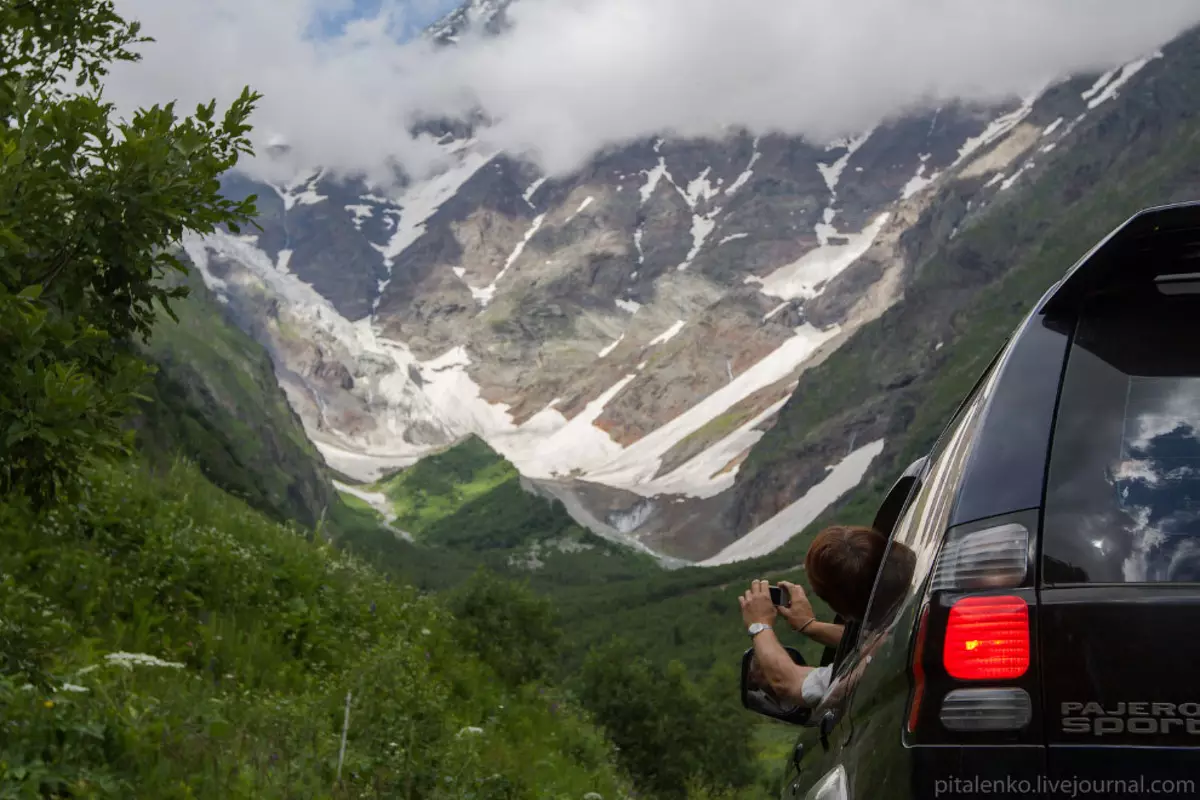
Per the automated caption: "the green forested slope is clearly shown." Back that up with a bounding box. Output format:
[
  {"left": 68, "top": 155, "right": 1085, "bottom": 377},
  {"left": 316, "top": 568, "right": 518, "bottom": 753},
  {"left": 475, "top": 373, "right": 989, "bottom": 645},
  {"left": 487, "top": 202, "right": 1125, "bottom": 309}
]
[
  {"left": 358, "top": 436, "right": 660, "bottom": 591},
  {"left": 136, "top": 266, "right": 336, "bottom": 529}
]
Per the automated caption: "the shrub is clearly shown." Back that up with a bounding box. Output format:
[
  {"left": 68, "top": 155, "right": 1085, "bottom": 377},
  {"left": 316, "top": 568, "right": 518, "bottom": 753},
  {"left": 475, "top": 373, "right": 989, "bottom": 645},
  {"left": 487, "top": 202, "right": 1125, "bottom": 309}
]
[{"left": 0, "top": 0, "right": 258, "bottom": 506}]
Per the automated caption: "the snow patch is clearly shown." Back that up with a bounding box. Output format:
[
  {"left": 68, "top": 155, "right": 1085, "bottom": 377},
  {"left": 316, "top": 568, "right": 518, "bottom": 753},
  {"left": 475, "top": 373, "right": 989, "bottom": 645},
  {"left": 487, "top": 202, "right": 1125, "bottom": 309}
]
[
  {"left": 679, "top": 212, "right": 718, "bottom": 270},
  {"left": 633, "top": 226, "right": 645, "bottom": 264},
  {"left": 984, "top": 172, "right": 1006, "bottom": 188},
  {"left": 344, "top": 204, "right": 374, "bottom": 230},
  {"left": 371, "top": 146, "right": 493, "bottom": 290},
  {"left": 1000, "top": 161, "right": 1035, "bottom": 191},
  {"left": 719, "top": 233, "right": 749, "bottom": 246},
  {"left": 598, "top": 334, "right": 624, "bottom": 358},
  {"left": 763, "top": 301, "right": 790, "bottom": 322},
  {"left": 644, "top": 398, "right": 789, "bottom": 499},
  {"left": 616, "top": 298, "right": 642, "bottom": 314},
  {"left": 567, "top": 196, "right": 594, "bottom": 221},
  {"left": 475, "top": 213, "right": 546, "bottom": 306},
  {"left": 699, "top": 439, "right": 886, "bottom": 566},
  {"left": 276, "top": 249, "right": 293, "bottom": 273},
  {"left": 584, "top": 324, "right": 840, "bottom": 495},
  {"left": 271, "top": 170, "right": 327, "bottom": 211},
  {"left": 523, "top": 176, "right": 547, "bottom": 206},
  {"left": 1086, "top": 54, "right": 1160, "bottom": 110},
  {"left": 648, "top": 320, "right": 686, "bottom": 347},
  {"left": 639, "top": 157, "right": 670, "bottom": 204},
  {"left": 684, "top": 168, "right": 719, "bottom": 208},
  {"left": 954, "top": 89, "right": 1042, "bottom": 167},
  {"left": 747, "top": 214, "right": 889, "bottom": 301},
  {"left": 900, "top": 164, "right": 940, "bottom": 200},
  {"left": 1042, "top": 117, "right": 1065, "bottom": 137},
  {"left": 817, "top": 129, "right": 874, "bottom": 193},
  {"left": 1081, "top": 68, "right": 1120, "bottom": 102},
  {"left": 492, "top": 374, "right": 637, "bottom": 479},
  {"left": 725, "top": 139, "right": 761, "bottom": 196}
]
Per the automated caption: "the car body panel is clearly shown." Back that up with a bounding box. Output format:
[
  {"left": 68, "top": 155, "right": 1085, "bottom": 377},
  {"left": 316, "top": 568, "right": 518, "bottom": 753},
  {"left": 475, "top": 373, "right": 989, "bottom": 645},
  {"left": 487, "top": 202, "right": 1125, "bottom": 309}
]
[
  {"left": 766, "top": 204, "right": 1200, "bottom": 799},
  {"left": 947, "top": 316, "right": 1070, "bottom": 531}
]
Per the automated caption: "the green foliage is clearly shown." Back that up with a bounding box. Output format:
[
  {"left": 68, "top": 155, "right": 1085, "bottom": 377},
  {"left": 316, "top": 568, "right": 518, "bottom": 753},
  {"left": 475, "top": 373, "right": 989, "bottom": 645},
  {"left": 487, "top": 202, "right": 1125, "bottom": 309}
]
[
  {"left": 422, "top": 478, "right": 578, "bottom": 551},
  {"left": 578, "top": 639, "right": 757, "bottom": 799},
  {"left": 448, "top": 569, "right": 562, "bottom": 688},
  {"left": 0, "top": 0, "right": 259, "bottom": 506},
  {"left": 350, "top": 437, "right": 658, "bottom": 593},
  {"left": 379, "top": 435, "right": 516, "bottom": 534},
  {"left": 136, "top": 267, "right": 335, "bottom": 528},
  {"left": 0, "top": 459, "right": 631, "bottom": 798}
]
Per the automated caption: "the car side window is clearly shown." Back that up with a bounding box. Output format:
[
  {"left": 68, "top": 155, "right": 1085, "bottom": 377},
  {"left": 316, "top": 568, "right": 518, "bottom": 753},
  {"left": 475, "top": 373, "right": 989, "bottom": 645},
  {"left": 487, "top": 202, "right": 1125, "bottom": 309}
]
[
  {"left": 861, "top": 355, "right": 1006, "bottom": 635},
  {"left": 823, "top": 474, "right": 921, "bottom": 672}
]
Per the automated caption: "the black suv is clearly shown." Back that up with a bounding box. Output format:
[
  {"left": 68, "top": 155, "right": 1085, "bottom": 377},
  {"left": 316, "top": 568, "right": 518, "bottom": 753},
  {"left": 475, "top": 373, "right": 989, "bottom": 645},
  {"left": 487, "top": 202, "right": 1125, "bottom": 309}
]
[{"left": 740, "top": 203, "right": 1200, "bottom": 799}]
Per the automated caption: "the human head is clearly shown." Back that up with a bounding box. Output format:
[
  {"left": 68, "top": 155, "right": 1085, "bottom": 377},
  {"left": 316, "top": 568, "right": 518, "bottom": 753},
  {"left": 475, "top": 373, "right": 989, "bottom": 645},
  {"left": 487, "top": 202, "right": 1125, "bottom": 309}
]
[{"left": 804, "top": 525, "right": 888, "bottom": 621}]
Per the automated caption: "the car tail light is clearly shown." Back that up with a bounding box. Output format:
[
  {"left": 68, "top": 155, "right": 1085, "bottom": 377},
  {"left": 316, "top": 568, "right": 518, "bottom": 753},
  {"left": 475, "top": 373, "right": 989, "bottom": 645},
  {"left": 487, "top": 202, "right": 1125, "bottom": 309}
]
[
  {"left": 906, "top": 603, "right": 931, "bottom": 733},
  {"left": 940, "top": 688, "right": 1032, "bottom": 731},
  {"left": 943, "top": 596, "right": 1029, "bottom": 680},
  {"left": 931, "top": 523, "right": 1028, "bottom": 592}
]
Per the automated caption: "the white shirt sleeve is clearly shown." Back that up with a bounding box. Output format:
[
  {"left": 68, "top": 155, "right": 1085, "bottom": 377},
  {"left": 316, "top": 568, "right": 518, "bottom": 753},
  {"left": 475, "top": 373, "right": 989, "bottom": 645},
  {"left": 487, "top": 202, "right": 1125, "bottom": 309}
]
[{"left": 801, "top": 664, "right": 833, "bottom": 707}]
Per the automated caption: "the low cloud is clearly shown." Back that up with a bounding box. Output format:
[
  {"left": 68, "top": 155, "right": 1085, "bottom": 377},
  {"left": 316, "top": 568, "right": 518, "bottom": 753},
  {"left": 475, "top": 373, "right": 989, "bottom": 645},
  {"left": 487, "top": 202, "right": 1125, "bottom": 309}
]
[{"left": 107, "top": 0, "right": 1200, "bottom": 181}]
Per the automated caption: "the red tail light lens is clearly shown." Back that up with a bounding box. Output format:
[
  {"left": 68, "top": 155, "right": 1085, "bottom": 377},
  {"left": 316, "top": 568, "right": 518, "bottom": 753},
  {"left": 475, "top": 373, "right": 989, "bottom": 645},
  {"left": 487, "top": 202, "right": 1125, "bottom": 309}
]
[
  {"left": 907, "top": 603, "right": 931, "bottom": 733},
  {"left": 943, "top": 596, "right": 1029, "bottom": 680}
]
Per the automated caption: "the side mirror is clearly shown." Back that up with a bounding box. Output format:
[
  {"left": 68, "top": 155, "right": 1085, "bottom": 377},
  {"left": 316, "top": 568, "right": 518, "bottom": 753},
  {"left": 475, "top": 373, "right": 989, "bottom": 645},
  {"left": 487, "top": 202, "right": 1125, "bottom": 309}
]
[{"left": 740, "top": 646, "right": 813, "bottom": 725}]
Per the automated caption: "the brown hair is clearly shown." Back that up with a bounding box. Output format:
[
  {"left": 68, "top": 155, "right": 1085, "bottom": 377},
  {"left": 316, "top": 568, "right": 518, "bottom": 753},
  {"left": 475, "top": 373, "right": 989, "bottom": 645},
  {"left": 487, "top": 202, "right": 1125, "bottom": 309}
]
[{"left": 805, "top": 525, "right": 888, "bottom": 621}]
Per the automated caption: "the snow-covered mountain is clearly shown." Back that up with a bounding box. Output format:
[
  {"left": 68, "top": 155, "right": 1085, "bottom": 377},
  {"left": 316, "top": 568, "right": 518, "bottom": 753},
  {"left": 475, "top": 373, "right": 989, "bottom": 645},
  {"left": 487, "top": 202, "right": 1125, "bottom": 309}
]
[{"left": 185, "top": 0, "right": 1181, "bottom": 561}]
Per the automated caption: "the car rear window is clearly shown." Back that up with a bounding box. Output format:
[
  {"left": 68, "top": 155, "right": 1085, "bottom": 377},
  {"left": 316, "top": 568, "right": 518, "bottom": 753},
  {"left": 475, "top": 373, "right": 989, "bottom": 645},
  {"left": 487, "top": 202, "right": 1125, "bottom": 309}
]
[{"left": 1043, "top": 289, "right": 1200, "bottom": 584}]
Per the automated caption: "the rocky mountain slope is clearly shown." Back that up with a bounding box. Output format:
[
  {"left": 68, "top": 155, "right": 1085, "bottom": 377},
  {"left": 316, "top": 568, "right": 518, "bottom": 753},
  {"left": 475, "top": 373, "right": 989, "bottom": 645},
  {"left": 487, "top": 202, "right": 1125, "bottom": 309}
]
[
  {"left": 183, "top": 0, "right": 1198, "bottom": 561},
  {"left": 732, "top": 26, "right": 1200, "bottom": 542}
]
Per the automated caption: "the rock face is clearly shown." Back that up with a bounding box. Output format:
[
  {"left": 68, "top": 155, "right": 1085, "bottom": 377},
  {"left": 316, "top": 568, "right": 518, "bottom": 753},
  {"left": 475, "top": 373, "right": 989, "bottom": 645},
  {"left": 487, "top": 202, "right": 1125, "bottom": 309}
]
[
  {"left": 731, "top": 30, "right": 1200, "bottom": 541},
  {"left": 186, "top": 0, "right": 1198, "bottom": 561}
]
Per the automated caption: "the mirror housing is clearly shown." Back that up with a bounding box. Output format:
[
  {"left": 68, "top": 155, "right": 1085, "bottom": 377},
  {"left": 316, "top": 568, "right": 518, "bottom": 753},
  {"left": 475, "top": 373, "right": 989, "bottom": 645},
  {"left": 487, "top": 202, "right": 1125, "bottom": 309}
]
[{"left": 740, "top": 646, "right": 813, "bottom": 725}]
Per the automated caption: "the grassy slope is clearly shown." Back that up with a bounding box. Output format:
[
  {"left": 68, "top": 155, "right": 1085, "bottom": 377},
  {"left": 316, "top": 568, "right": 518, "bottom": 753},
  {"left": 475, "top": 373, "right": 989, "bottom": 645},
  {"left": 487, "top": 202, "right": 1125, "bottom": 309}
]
[
  {"left": 0, "top": 459, "right": 630, "bottom": 799},
  {"left": 359, "top": 436, "right": 660, "bottom": 593},
  {"left": 378, "top": 436, "right": 515, "bottom": 534},
  {"left": 135, "top": 267, "right": 336, "bottom": 529}
]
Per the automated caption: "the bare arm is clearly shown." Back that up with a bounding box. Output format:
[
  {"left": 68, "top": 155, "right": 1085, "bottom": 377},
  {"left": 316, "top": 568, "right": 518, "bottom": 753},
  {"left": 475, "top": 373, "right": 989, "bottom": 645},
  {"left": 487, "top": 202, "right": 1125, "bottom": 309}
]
[
  {"left": 778, "top": 581, "right": 844, "bottom": 648},
  {"left": 751, "top": 626, "right": 814, "bottom": 705},
  {"left": 801, "top": 620, "right": 844, "bottom": 649},
  {"left": 740, "top": 579, "right": 817, "bottom": 707}
]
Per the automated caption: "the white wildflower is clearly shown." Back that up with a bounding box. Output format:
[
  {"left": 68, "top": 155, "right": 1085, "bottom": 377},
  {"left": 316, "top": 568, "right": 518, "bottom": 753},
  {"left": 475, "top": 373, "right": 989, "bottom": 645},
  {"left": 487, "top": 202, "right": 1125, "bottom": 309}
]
[
  {"left": 58, "top": 683, "right": 89, "bottom": 693},
  {"left": 584, "top": 794, "right": 604, "bottom": 800},
  {"left": 104, "top": 652, "right": 185, "bottom": 670},
  {"left": 455, "top": 726, "right": 484, "bottom": 738}
]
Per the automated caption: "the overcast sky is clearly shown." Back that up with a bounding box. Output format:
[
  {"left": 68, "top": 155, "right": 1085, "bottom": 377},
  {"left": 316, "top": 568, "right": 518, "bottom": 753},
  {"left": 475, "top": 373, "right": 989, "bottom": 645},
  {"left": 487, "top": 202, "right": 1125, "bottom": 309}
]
[{"left": 106, "top": 0, "right": 1200, "bottom": 181}]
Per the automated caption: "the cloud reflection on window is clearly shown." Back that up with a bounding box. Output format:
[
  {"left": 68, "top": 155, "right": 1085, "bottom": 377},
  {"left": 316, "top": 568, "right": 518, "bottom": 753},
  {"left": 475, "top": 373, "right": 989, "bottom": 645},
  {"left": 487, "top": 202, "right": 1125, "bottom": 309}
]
[{"left": 1110, "top": 378, "right": 1200, "bottom": 583}]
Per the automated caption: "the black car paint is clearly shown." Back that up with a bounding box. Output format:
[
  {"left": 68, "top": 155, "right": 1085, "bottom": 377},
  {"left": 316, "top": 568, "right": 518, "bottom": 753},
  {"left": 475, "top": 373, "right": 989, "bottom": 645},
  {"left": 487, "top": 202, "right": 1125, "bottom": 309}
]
[{"left": 763, "top": 203, "right": 1200, "bottom": 800}]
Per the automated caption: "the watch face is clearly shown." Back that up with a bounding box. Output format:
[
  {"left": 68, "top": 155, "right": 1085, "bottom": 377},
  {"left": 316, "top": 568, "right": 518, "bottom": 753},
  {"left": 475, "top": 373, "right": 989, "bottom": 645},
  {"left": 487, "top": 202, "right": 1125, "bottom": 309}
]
[{"left": 749, "top": 623, "right": 769, "bottom": 636}]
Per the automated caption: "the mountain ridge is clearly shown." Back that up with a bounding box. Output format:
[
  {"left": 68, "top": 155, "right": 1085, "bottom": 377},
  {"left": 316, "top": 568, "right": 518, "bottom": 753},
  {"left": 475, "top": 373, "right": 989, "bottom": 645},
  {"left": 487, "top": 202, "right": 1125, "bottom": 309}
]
[{"left": 186, "top": 1, "right": 1195, "bottom": 562}]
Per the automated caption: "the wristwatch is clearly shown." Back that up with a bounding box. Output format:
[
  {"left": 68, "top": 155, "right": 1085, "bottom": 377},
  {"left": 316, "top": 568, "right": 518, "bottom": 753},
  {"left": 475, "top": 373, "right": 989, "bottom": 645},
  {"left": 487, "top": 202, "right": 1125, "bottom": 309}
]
[{"left": 748, "top": 622, "right": 772, "bottom": 638}]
